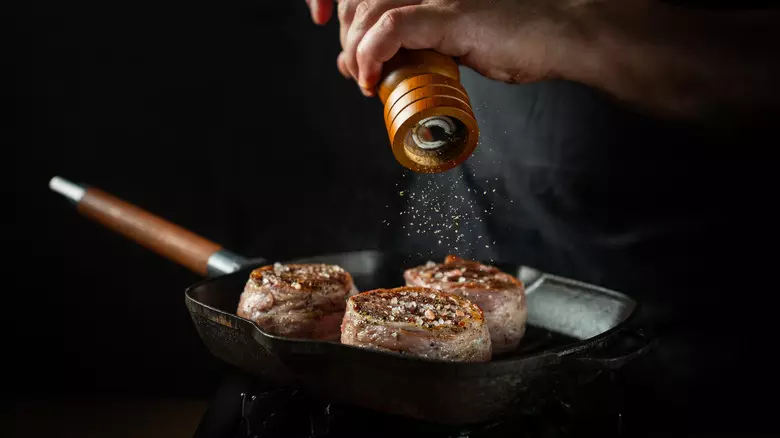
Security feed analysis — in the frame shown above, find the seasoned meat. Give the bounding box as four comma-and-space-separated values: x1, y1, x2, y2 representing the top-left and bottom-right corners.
237, 263, 359, 341
404, 255, 527, 353
340, 286, 491, 362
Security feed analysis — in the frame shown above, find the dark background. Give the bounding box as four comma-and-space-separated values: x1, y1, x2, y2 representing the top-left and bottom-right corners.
6, 1, 780, 435
8, 1, 402, 400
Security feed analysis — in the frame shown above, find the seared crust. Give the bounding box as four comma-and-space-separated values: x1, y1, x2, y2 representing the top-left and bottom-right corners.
341, 286, 492, 362
350, 286, 484, 331
406, 255, 523, 290
404, 255, 527, 353
250, 263, 355, 293
237, 263, 359, 340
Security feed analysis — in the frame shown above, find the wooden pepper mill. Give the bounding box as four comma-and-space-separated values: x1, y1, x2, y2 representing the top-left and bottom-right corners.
378, 49, 479, 173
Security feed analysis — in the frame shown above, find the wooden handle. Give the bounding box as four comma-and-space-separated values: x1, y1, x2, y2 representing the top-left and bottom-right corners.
77, 188, 222, 276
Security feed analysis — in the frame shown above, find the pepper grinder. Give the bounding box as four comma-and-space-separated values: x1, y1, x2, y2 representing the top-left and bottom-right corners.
377, 49, 479, 173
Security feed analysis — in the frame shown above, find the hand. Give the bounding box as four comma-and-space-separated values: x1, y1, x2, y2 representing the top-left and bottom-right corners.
305, 0, 588, 96
307, 1, 780, 126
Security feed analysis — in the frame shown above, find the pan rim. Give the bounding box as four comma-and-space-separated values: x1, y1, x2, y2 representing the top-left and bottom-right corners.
184, 257, 640, 368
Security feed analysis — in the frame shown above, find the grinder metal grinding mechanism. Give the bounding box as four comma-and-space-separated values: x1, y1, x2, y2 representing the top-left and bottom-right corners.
377, 49, 479, 173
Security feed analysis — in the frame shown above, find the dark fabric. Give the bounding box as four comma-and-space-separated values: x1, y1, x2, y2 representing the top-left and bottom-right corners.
388, 63, 777, 433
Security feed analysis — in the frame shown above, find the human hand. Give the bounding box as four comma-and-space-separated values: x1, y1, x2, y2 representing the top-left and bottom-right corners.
305, 0, 588, 96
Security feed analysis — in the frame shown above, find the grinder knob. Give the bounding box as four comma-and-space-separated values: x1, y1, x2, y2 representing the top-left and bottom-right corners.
377, 49, 479, 174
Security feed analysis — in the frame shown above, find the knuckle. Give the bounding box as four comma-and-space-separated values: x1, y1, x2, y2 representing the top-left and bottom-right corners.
337, 0, 352, 21
349, 3, 369, 41
342, 0, 362, 19
337, 1, 346, 19
354, 1, 369, 19
361, 0, 382, 15
378, 9, 401, 35
353, 0, 380, 30
355, 40, 370, 62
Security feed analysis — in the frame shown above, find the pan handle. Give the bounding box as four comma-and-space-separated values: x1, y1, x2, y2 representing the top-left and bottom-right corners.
573, 328, 655, 370
49, 176, 249, 277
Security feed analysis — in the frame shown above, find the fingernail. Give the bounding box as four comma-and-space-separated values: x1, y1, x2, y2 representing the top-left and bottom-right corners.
355, 1, 368, 19
358, 63, 380, 95
358, 75, 370, 90
358, 79, 374, 95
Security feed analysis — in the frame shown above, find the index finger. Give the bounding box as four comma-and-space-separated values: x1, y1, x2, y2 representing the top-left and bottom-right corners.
356, 5, 453, 92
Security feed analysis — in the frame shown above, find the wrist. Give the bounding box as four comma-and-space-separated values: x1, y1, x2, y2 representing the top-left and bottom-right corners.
553, 1, 655, 96
553, 1, 689, 113
548, 1, 780, 120
552, 1, 619, 84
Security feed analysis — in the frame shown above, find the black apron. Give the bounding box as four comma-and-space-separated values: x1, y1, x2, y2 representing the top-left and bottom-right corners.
383, 63, 776, 432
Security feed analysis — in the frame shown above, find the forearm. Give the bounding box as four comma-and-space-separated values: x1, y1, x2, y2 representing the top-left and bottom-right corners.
563, 1, 780, 122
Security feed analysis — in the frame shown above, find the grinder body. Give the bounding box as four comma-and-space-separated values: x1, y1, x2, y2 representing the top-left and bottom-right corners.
378, 50, 479, 173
